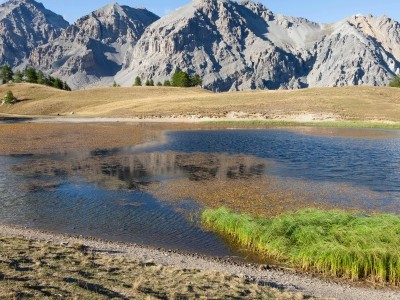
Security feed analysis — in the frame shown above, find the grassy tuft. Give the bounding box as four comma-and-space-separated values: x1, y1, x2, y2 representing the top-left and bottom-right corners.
202, 208, 400, 285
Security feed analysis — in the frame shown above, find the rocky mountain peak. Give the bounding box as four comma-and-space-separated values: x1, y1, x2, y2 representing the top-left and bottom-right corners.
29, 2, 159, 89
116, 0, 400, 91
0, 0, 69, 67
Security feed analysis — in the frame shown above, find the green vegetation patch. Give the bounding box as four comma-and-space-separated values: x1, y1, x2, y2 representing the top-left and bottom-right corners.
202, 208, 400, 285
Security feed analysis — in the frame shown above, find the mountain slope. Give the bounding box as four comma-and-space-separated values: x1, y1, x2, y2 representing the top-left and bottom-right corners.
117, 0, 400, 91
0, 0, 69, 67
29, 3, 159, 89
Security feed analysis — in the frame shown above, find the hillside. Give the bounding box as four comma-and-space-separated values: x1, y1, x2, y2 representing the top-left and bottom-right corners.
1, 83, 400, 123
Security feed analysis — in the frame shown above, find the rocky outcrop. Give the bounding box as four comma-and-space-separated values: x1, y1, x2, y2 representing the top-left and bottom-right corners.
117, 0, 400, 91
0, 0, 69, 67
29, 3, 159, 89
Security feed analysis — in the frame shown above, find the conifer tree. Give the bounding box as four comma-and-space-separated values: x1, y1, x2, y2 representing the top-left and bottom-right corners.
1, 65, 13, 84
134, 76, 142, 86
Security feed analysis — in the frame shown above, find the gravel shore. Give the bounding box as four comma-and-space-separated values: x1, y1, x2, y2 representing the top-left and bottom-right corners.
1, 224, 399, 300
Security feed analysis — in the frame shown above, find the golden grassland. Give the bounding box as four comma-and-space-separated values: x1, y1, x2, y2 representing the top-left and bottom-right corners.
0, 83, 400, 124
0, 234, 308, 300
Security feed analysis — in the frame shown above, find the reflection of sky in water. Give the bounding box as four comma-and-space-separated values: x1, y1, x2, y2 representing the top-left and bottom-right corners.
0, 129, 400, 257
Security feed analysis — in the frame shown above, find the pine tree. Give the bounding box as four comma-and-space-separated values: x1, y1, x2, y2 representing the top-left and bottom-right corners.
190, 73, 202, 87
14, 70, 23, 83
53, 78, 64, 89
37, 71, 45, 85
171, 70, 190, 87
25, 67, 38, 83
63, 81, 71, 91
134, 76, 142, 86
1, 65, 13, 84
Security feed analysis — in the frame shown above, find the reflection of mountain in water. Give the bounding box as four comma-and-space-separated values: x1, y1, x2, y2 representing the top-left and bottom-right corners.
12, 152, 269, 191
97, 152, 268, 185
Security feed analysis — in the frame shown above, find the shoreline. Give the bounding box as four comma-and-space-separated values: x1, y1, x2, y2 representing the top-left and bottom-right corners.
1, 113, 400, 130
1, 223, 399, 300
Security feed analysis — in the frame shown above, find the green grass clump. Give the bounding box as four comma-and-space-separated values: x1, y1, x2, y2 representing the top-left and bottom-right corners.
202, 208, 400, 285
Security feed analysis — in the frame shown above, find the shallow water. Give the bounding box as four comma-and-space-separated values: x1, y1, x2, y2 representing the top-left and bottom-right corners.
1, 127, 399, 259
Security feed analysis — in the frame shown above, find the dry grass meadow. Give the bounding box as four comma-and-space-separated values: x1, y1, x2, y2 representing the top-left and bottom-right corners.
0, 234, 308, 299
0, 83, 400, 122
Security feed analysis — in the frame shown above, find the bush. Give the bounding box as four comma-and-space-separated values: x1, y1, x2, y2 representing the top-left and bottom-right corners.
389, 76, 400, 88
3, 90, 16, 104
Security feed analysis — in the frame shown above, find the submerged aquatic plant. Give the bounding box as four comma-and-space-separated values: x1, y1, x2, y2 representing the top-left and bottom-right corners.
202, 207, 400, 285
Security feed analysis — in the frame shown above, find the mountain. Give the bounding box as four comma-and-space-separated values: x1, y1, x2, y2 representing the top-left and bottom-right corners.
0, 0, 69, 67
29, 3, 159, 89
116, 0, 400, 91
1, 0, 399, 91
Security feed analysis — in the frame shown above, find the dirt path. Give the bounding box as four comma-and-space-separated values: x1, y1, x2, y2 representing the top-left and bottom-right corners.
1, 224, 398, 300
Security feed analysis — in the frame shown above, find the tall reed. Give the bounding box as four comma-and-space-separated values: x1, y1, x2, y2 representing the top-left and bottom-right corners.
202, 207, 400, 285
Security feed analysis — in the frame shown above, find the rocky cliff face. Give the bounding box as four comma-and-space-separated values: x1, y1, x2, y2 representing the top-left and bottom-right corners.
117, 0, 400, 91
0, 0, 69, 67
1, 0, 399, 91
29, 3, 159, 89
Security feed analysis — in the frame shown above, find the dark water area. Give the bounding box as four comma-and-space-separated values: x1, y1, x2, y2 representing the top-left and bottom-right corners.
1, 128, 400, 260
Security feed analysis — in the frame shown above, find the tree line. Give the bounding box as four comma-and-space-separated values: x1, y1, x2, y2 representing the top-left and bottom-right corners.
133, 70, 202, 87
1, 65, 71, 91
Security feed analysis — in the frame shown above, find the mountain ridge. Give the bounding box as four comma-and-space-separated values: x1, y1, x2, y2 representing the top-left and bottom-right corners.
0, 0, 399, 91
0, 0, 68, 67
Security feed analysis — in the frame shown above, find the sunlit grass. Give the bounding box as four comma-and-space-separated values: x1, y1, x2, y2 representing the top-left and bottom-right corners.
0, 234, 303, 299
202, 207, 400, 285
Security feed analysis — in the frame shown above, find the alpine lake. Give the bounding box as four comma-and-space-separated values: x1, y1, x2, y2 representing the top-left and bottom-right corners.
1, 122, 399, 263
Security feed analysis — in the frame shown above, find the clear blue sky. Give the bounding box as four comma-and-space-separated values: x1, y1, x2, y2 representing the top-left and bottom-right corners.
30, 0, 400, 24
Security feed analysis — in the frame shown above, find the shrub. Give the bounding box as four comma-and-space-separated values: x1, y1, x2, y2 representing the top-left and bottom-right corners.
3, 90, 16, 104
